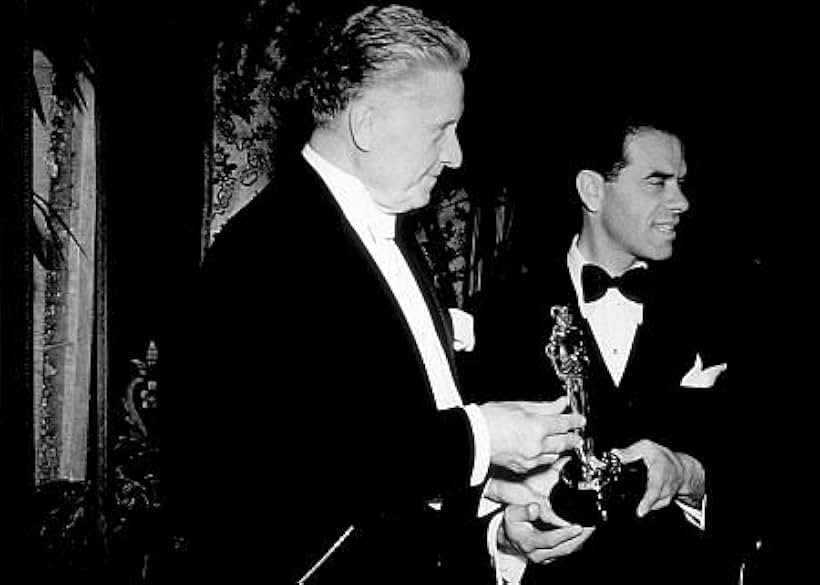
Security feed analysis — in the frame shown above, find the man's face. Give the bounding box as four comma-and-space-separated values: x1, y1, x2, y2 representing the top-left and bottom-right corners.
362, 68, 464, 212
598, 129, 689, 267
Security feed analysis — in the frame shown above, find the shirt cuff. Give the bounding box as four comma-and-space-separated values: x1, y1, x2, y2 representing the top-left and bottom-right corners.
478, 491, 503, 518
487, 511, 528, 585
465, 403, 490, 486
676, 493, 707, 531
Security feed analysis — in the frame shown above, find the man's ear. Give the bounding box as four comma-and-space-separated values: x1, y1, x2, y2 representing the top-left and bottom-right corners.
348, 101, 375, 152
575, 169, 605, 212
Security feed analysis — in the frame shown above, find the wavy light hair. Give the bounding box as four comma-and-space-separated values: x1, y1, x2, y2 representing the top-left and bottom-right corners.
302, 4, 469, 126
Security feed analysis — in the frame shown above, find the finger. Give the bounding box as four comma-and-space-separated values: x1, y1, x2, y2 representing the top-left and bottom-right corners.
650, 495, 673, 511
541, 431, 583, 454
537, 414, 586, 438
510, 453, 554, 473
527, 453, 560, 468
611, 445, 641, 464
486, 479, 530, 506
525, 525, 584, 557
538, 503, 572, 528
502, 456, 531, 475
505, 502, 541, 523
638, 480, 662, 517
521, 397, 568, 415
530, 527, 595, 563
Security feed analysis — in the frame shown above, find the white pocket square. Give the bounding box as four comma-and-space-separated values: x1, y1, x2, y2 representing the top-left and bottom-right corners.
448, 308, 475, 352
680, 353, 727, 388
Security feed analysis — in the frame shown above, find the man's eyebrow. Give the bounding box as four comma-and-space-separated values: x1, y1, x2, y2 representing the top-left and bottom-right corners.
644, 170, 675, 180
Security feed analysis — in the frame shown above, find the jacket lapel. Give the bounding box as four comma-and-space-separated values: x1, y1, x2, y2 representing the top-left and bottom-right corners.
395, 218, 458, 376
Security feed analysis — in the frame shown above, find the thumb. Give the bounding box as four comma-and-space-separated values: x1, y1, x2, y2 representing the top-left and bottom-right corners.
611, 445, 641, 464
506, 502, 541, 523
526, 502, 541, 521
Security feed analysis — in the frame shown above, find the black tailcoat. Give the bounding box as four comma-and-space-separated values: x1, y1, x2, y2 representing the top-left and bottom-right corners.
168, 153, 477, 584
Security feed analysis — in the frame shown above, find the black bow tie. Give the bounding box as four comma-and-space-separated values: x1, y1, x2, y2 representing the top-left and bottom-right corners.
581, 264, 650, 304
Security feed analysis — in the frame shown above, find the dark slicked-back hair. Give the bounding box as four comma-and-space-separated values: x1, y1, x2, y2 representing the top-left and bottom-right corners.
568, 106, 686, 182
301, 4, 469, 127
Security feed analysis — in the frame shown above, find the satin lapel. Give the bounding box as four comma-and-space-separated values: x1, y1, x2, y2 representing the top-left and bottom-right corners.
307, 164, 437, 401
395, 229, 458, 378
617, 295, 659, 396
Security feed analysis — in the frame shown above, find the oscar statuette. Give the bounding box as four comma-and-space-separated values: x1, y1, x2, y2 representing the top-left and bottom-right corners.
544, 306, 646, 527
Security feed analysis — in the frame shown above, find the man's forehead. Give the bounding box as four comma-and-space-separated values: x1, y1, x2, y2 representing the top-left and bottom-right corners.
371, 68, 463, 114
625, 130, 686, 173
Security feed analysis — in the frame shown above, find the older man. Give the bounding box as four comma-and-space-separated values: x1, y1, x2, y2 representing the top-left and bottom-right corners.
172, 5, 584, 584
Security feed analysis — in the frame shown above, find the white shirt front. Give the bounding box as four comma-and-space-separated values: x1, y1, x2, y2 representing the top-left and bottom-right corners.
302, 144, 489, 486
567, 236, 646, 386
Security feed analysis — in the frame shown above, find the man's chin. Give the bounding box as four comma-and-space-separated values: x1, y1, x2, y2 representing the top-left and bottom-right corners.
647, 245, 675, 261
405, 189, 433, 211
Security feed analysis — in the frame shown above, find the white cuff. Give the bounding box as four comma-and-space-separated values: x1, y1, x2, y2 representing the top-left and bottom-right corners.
478, 492, 503, 518
465, 403, 490, 486
676, 493, 707, 531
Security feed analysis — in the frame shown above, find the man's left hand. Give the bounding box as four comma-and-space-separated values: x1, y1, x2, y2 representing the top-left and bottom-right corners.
613, 439, 705, 518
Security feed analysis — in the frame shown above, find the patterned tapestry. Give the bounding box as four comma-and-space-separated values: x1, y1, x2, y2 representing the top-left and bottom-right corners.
204, 0, 515, 309
207, 0, 302, 240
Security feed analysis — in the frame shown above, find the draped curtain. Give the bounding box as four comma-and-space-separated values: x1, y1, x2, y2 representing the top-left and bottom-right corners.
206, 0, 301, 242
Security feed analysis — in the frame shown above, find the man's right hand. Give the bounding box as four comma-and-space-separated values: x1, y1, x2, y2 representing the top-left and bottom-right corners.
485, 456, 570, 507
499, 502, 594, 564
480, 397, 585, 474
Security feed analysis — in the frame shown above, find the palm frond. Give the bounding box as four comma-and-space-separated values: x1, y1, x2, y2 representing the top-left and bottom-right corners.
28, 0, 96, 113
30, 190, 87, 270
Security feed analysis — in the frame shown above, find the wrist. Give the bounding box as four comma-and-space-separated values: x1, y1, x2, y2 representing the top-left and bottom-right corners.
676, 452, 706, 505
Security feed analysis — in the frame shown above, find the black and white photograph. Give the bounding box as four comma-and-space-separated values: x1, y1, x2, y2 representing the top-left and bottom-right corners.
1, 1, 810, 583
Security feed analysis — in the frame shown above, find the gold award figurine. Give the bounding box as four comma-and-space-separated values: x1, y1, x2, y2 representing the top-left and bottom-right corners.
545, 306, 645, 526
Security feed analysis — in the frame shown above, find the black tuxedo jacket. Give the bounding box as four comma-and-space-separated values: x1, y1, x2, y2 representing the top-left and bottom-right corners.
169, 153, 478, 584
468, 252, 723, 459
453, 249, 732, 584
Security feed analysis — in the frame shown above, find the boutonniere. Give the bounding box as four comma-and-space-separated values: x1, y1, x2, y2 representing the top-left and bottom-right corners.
448, 308, 475, 352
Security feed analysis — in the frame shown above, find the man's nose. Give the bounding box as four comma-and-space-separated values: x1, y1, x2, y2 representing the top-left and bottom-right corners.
441, 132, 463, 169
668, 182, 689, 214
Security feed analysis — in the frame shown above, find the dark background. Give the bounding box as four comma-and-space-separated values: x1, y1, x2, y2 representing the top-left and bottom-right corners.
92, 0, 809, 436
8, 0, 810, 578
94, 0, 809, 469
92, 0, 812, 308
451, 3, 808, 275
